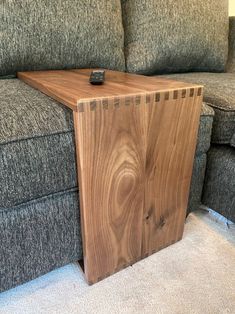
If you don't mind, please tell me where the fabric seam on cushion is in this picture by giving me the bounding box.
[0,187,79,213]
[0,130,74,146]
[203,100,235,112]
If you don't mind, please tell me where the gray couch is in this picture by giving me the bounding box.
[0,0,234,292]
[164,18,235,220]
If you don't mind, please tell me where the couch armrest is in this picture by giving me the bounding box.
[227,17,235,72]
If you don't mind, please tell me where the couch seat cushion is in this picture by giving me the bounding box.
[162,73,235,146]
[0,79,77,209]
[0,188,82,292]
[202,145,235,222]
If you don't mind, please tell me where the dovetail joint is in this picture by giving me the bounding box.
[90,100,96,111]
[173,90,178,99]
[78,103,84,112]
[155,93,160,102]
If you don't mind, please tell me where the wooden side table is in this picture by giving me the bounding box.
[18,69,203,284]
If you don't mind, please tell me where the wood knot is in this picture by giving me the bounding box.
[145,206,154,222]
[159,216,166,228]
[155,216,166,229]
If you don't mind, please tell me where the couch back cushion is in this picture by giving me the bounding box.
[0,1,125,76]
[122,0,229,74]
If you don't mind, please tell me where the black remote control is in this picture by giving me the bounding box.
[89,70,105,85]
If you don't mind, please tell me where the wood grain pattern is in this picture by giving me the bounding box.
[73,95,146,283]
[142,89,202,256]
[18,69,203,284]
[18,69,201,111]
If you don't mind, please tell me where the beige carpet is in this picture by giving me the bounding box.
[0,210,234,314]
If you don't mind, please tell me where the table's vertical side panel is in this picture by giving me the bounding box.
[142,88,203,256]
[73,95,147,284]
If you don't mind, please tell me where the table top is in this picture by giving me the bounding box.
[18,69,202,112]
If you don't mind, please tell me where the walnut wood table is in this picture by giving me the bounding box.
[18,69,203,284]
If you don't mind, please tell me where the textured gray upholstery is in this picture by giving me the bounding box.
[1,134,77,209]
[0,80,74,145]
[162,73,235,145]
[231,134,235,148]
[0,189,82,293]
[196,103,214,155]
[203,146,235,222]
[121,0,229,74]
[0,80,76,208]
[188,104,214,212]
[0,0,125,76]
[188,154,207,212]
[227,17,235,72]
